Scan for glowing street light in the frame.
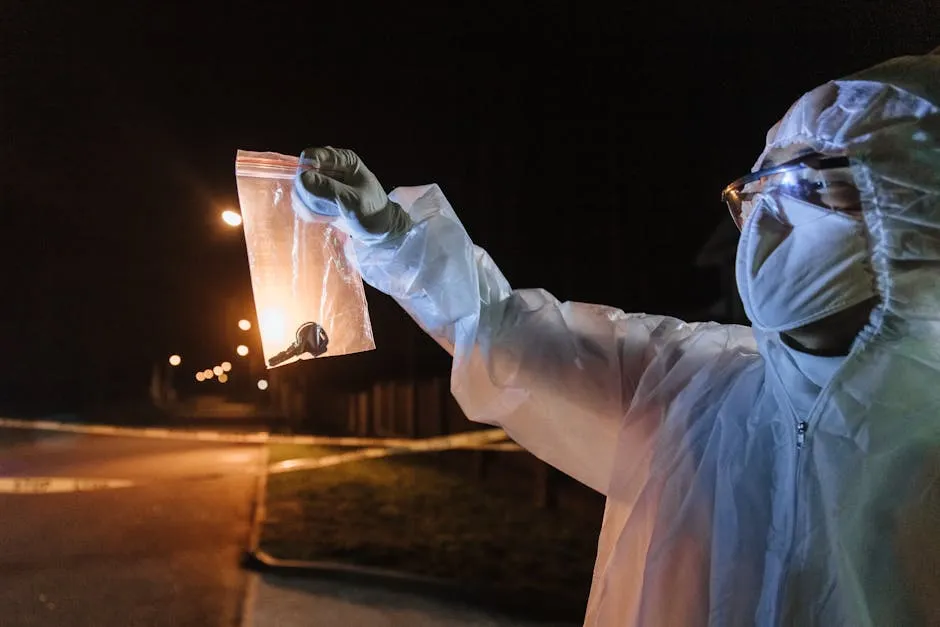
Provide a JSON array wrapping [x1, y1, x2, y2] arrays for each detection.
[[221, 210, 243, 227], [257, 379, 269, 391], [238, 319, 252, 331], [236, 345, 249, 357], [218, 373, 229, 383], [213, 365, 224, 376], [168, 354, 182, 366], [221, 361, 232, 372], [196, 372, 206, 382], [204, 369, 214, 380]]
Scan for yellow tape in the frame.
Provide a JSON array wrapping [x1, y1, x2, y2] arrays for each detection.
[[268, 447, 394, 474], [268, 428, 523, 474], [0, 417, 522, 452], [0, 418, 524, 485], [0, 477, 135, 494]]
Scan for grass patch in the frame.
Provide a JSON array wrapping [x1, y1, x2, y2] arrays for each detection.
[[259, 448, 603, 619]]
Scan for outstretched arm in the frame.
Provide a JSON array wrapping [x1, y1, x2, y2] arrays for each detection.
[[351, 184, 721, 493], [293, 148, 751, 494]]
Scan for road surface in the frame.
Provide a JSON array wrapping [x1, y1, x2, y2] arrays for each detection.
[[0, 428, 262, 626], [0, 426, 579, 627]]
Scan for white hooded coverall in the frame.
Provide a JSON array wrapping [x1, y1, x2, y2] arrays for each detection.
[[343, 51, 940, 626]]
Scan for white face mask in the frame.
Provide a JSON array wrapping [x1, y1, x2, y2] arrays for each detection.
[[735, 194, 875, 333]]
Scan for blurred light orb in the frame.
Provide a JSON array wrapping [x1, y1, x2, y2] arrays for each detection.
[[221, 210, 243, 227], [196, 372, 205, 382], [213, 365, 224, 376], [204, 369, 214, 379], [221, 361, 232, 372], [238, 319, 252, 331], [168, 354, 182, 366], [218, 373, 229, 383], [257, 379, 269, 391], [236, 345, 249, 357]]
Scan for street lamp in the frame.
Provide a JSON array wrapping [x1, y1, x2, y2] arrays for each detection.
[[238, 319, 252, 331], [236, 345, 249, 357], [221, 210, 243, 227], [168, 354, 182, 366]]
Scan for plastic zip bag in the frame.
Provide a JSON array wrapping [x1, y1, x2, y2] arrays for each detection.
[[235, 150, 375, 367]]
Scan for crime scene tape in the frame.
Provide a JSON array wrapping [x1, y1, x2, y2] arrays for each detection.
[[269, 447, 394, 474], [268, 428, 520, 474], [0, 417, 524, 452], [0, 477, 135, 494]]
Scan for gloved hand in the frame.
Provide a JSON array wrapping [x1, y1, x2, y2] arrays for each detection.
[[291, 146, 412, 243]]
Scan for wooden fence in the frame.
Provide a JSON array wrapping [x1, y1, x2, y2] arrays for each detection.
[[268, 374, 581, 509]]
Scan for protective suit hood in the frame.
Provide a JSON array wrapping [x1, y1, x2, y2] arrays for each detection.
[[747, 49, 940, 353]]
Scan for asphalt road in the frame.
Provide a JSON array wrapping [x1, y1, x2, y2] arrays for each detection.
[[0, 428, 262, 626]]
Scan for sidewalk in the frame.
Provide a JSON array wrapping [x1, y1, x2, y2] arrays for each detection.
[[245, 573, 579, 627]]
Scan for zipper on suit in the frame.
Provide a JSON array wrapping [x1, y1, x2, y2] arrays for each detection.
[[796, 420, 808, 449]]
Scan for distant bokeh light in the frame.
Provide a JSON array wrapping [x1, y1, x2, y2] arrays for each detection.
[[236, 345, 249, 357], [257, 379, 269, 391], [221, 210, 243, 227]]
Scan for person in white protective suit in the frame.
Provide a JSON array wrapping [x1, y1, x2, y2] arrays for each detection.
[[291, 49, 940, 626]]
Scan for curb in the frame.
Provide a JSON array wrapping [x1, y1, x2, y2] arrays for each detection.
[[243, 550, 467, 600], [244, 440, 271, 561], [240, 549, 582, 624], [237, 441, 270, 627], [239, 449, 584, 624]]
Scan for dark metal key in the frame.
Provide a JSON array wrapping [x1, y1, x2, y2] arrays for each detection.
[[268, 321, 330, 366]]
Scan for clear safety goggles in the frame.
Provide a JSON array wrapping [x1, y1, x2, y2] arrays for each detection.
[[721, 153, 862, 230]]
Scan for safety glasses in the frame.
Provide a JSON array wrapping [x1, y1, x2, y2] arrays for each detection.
[[721, 154, 860, 230]]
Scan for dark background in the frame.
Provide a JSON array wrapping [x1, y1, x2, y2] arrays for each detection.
[[2, 1, 937, 411]]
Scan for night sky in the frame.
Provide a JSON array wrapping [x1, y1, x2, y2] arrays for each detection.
[[2, 1, 937, 410]]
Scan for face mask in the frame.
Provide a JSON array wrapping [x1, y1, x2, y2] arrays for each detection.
[[735, 194, 875, 333]]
